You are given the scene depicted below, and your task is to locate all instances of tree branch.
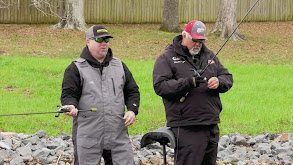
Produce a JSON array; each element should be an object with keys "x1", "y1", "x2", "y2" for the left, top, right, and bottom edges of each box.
[
  {"x1": 0, "y1": 0, "x2": 10, "y2": 9},
  {"x1": 30, "y1": 0, "x2": 62, "y2": 19}
]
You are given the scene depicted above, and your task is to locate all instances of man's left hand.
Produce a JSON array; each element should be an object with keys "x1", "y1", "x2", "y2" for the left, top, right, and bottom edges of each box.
[
  {"x1": 207, "y1": 77, "x2": 219, "y2": 89},
  {"x1": 123, "y1": 111, "x2": 136, "y2": 127}
]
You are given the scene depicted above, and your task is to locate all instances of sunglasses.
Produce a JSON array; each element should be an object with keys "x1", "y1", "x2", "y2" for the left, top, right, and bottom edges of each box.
[
  {"x1": 187, "y1": 35, "x2": 205, "y2": 43},
  {"x1": 92, "y1": 37, "x2": 110, "y2": 43}
]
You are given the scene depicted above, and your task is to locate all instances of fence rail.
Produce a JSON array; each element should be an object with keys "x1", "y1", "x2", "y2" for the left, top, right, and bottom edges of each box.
[{"x1": 0, "y1": 0, "x2": 292, "y2": 24}]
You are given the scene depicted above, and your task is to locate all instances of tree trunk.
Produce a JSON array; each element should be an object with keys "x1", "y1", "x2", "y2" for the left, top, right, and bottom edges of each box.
[
  {"x1": 54, "y1": 0, "x2": 87, "y2": 31},
  {"x1": 210, "y1": 0, "x2": 246, "y2": 41},
  {"x1": 160, "y1": 0, "x2": 181, "y2": 32}
]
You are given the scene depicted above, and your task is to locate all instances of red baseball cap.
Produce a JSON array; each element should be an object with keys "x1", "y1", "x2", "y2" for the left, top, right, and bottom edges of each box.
[{"x1": 184, "y1": 20, "x2": 208, "y2": 40}]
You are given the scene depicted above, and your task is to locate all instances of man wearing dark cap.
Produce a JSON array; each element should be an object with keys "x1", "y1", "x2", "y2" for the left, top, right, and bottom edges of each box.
[
  {"x1": 61, "y1": 25, "x2": 140, "y2": 165},
  {"x1": 153, "y1": 20, "x2": 233, "y2": 164}
]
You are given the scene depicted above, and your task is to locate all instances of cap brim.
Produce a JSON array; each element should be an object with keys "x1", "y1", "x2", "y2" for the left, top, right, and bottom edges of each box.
[
  {"x1": 98, "y1": 34, "x2": 113, "y2": 38},
  {"x1": 190, "y1": 34, "x2": 208, "y2": 40}
]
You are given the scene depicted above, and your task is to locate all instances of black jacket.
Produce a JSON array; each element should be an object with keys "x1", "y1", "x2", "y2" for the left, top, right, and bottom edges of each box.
[
  {"x1": 153, "y1": 35, "x2": 233, "y2": 127},
  {"x1": 61, "y1": 46, "x2": 140, "y2": 115}
]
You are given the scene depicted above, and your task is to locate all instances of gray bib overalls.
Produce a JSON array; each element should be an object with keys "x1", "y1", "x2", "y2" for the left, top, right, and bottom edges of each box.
[{"x1": 73, "y1": 58, "x2": 134, "y2": 165}]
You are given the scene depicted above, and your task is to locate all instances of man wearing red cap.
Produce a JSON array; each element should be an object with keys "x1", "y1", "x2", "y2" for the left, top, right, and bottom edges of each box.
[{"x1": 153, "y1": 20, "x2": 233, "y2": 164}]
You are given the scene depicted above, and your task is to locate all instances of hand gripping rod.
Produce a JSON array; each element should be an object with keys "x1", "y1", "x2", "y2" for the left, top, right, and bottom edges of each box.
[{"x1": 199, "y1": 0, "x2": 260, "y2": 75}]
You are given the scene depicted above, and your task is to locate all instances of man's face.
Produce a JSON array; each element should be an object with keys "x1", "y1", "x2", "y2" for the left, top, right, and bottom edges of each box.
[
  {"x1": 182, "y1": 33, "x2": 205, "y2": 56},
  {"x1": 87, "y1": 37, "x2": 109, "y2": 61}
]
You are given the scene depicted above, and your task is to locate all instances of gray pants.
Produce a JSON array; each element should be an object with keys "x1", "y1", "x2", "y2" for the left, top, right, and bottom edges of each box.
[
  {"x1": 76, "y1": 139, "x2": 134, "y2": 165},
  {"x1": 73, "y1": 121, "x2": 134, "y2": 165}
]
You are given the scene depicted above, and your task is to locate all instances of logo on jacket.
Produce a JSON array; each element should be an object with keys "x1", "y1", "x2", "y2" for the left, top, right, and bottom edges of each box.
[
  {"x1": 172, "y1": 57, "x2": 185, "y2": 64},
  {"x1": 208, "y1": 60, "x2": 215, "y2": 64}
]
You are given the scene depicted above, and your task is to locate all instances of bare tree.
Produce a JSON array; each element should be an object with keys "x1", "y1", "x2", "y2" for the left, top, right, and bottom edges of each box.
[
  {"x1": 210, "y1": 0, "x2": 246, "y2": 41},
  {"x1": 29, "y1": 0, "x2": 87, "y2": 31},
  {"x1": 0, "y1": 0, "x2": 10, "y2": 9},
  {"x1": 54, "y1": 0, "x2": 87, "y2": 31},
  {"x1": 160, "y1": 0, "x2": 181, "y2": 32}
]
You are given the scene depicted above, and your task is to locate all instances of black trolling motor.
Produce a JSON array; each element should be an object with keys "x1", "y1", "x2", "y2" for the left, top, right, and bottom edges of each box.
[
  {"x1": 180, "y1": 0, "x2": 260, "y2": 102},
  {"x1": 0, "y1": 105, "x2": 97, "y2": 117}
]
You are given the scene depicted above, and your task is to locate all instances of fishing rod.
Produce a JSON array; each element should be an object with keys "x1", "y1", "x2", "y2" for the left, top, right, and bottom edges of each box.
[
  {"x1": 180, "y1": 0, "x2": 260, "y2": 102},
  {"x1": 200, "y1": 0, "x2": 260, "y2": 75},
  {"x1": 0, "y1": 105, "x2": 97, "y2": 117}
]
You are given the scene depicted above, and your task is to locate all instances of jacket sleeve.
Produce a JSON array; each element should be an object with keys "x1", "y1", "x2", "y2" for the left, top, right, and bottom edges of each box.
[
  {"x1": 153, "y1": 54, "x2": 194, "y2": 100},
  {"x1": 215, "y1": 57, "x2": 233, "y2": 93},
  {"x1": 122, "y1": 62, "x2": 140, "y2": 115},
  {"x1": 60, "y1": 63, "x2": 82, "y2": 107}
]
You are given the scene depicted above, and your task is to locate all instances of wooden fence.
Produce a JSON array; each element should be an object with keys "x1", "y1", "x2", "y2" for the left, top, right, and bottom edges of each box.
[{"x1": 0, "y1": 0, "x2": 293, "y2": 24}]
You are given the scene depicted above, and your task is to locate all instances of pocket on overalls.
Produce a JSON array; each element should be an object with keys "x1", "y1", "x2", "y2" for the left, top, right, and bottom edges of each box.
[{"x1": 77, "y1": 137, "x2": 99, "y2": 149}]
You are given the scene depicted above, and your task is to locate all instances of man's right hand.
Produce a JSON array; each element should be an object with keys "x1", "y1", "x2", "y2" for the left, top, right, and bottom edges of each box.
[{"x1": 63, "y1": 105, "x2": 78, "y2": 117}]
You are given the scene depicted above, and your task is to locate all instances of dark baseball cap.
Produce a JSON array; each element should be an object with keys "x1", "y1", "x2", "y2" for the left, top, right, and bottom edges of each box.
[
  {"x1": 185, "y1": 20, "x2": 207, "y2": 40},
  {"x1": 86, "y1": 25, "x2": 113, "y2": 39}
]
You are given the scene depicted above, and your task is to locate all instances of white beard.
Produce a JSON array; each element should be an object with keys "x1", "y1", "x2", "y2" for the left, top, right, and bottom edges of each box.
[{"x1": 189, "y1": 46, "x2": 201, "y2": 56}]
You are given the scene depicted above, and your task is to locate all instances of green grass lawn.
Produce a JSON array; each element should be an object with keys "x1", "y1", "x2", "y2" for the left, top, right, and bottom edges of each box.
[
  {"x1": 0, "y1": 56, "x2": 292, "y2": 136},
  {"x1": 0, "y1": 22, "x2": 292, "y2": 136}
]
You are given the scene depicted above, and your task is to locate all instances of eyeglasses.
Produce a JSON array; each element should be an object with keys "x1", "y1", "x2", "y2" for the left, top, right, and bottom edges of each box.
[
  {"x1": 92, "y1": 37, "x2": 110, "y2": 43},
  {"x1": 187, "y1": 34, "x2": 205, "y2": 43},
  {"x1": 191, "y1": 38, "x2": 205, "y2": 43}
]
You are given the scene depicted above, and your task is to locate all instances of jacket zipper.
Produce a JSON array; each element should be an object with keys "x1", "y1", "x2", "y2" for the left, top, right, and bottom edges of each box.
[
  {"x1": 180, "y1": 55, "x2": 208, "y2": 76},
  {"x1": 111, "y1": 78, "x2": 116, "y2": 96},
  {"x1": 179, "y1": 56, "x2": 197, "y2": 72}
]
